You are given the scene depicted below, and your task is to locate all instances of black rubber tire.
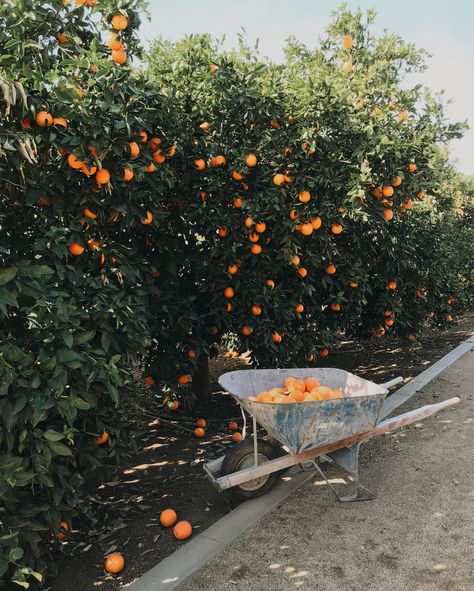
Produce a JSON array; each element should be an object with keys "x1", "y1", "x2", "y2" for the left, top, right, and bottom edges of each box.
[{"x1": 220, "y1": 439, "x2": 280, "y2": 501}]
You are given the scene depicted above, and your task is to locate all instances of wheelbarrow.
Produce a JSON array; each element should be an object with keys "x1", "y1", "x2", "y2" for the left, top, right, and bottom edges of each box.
[{"x1": 203, "y1": 368, "x2": 460, "y2": 501}]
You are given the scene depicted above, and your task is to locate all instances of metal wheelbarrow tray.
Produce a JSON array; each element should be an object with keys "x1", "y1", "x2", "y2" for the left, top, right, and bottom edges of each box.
[{"x1": 203, "y1": 368, "x2": 460, "y2": 502}]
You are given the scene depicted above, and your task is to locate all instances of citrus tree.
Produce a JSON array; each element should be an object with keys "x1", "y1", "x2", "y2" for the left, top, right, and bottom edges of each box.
[
  {"x1": 144, "y1": 8, "x2": 470, "y2": 403},
  {"x1": 0, "y1": 0, "x2": 179, "y2": 585}
]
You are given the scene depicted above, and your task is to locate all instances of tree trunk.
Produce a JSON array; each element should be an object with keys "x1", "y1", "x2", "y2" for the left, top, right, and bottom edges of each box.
[{"x1": 192, "y1": 355, "x2": 211, "y2": 402}]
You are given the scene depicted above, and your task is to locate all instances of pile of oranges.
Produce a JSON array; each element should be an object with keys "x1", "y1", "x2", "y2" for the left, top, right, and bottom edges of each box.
[
  {"x1": 159, "y1": 508, "x2": 193, "y2": 540},
  {"x1": 250, "y1": 376, "x2": 343, "y2": 403}
]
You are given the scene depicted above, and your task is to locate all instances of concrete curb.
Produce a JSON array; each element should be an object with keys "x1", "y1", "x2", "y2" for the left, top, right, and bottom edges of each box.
[
  {"x1": 125, "y1": 467, "x2": 315, "y2": 590},
  {"x1": 126, "y1": 335, "x2": 474, "y2": 591},
  {"x1": 381, "y1": 335, "x2": 474, "y2": 418}
]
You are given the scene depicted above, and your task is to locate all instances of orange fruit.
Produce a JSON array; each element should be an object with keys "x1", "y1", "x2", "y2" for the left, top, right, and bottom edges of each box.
[
  {"x1": 87, "y1": 239, "x2": 100, "y2": 252},
  {"x1": 248, "y1": 232, "x2": 259, "y2": 243},
  {"x1": 245, "y1": 153, "x2": 257, "y2": 167},
  {"x1": 311, "y1": 217, "x2": 322, "y2": 230},
  {"x1": 128, "y1": 141, "x2": 140, "y2": 158},
  {"x1": 224, "y1": 287, "x2": 235, "y2": 299},
  {"x1": 305, "y1": 377, "x2": 319, "y2": 391},
  {"x1": 251, "y1": 244, "x2": 262, "y2": 254},
  {"x1": 67, "y1": 153, "x2": 83, "y2": 170},
  {"x1": 382, "y1": 186, "x2": 394, "y2": 197},
  {"x1": 292, "y1": 390, "x2": 306, "y2": 402},
  {"x1": 231, "y1": 432, "x2": 243, "y2": 442},
  {"x1": 160, "y1": 509, "x2": 177, "y2": 528},
  {"x1": 145, "y1": 375, "x2": 155, "y2": 385},
  {"x1": 95, "y1": 431, "x2": 108, "y2": 445},
  {"x1": 149, "y1": 137, "x2": 162, "y2": 152},
  {"x1": 111, "y1": 49, "x2": 127, "y2": 64},
  {"x1": 210, "y1": 63, "x2": 217, "y2": 73},
  {"x1": 57, "y1": 33, "x2": 69, "y2": 43},
  {"x1": 241, "y1": 326, "x2": 252, "y2": 336},
  {"x1": 300, "y1": 223, "x2": 313, "y2": 236},
  {"x1": 284, "y1": 174, "x2": 292, "y2": 184},
  {"x1": 210, "y1": 155, "x2": 226, "y2": 167},
  {"x1": 417, "y1": 190, "x2": 424, "y2": 199},
  {"x1": 251, "y1": 305, "x2": 262, "y2": 316},
  {"x1": 174, "y1": 521, "x2": 193, "y2": 541},
  {"x1": 108, "y1": 38, "x2": 123, "y2": 51},
  {"x1": 196, "y1": 418, "x2": 206, "y2": 428},
  {"x1": 392, "y1": 175, "x2": 402, "y2": 187},
  {"x1": 426, "y1": 311, "x2": 434, "y2": 318},
  {"x1": 228, "y1": 421, "x2": 238, "y2": 431},
  {"x1": 270, "y1": 118, "x2": 281, "y2": 129},
  {"x1": 227, "y1": 264, "x2": 238, "y2": 275},
  {"x1": 295, "y1": 304, "x2": 304, "y2": 313},
  {"x1": 20, "y1": 118, "x2": 32, "y2": 129},
  {"x1": 373, "y1": 187, "x2": 383, "y2": 199},
  {"x1": 446, "y1": 314, "x2": 453, "y2": 322},
  {"x1": 331, "y1": 223, "x2": 343, "y2": 235},
  {"x1": 35, "y1": 111, "x2": 53, "y2": 127},
  {"x1": 342, "y1": 35, "x2": 353, "y2": 49},
  {"x1": 244, "y1": 217, "x2": 254, "y2": 229},
  {"x1": 218, "y1": 227, "x2": 228, "y2": 237},
  {"x1": 273, "y1": 173, "x2": 285, "y2": 186},
  {"x1": 398, "y1": 111, "x2": 409, "y2": 121},
  {"x1": 271, "y1": 332, "x2": 282, "y2": 343},
  {"x1": 330, "y1": 303, "x2": 341, "y2": 311},
  {"x1": 299, "y1": 191, "x2": 311, "y2": 203},
  {"x1": 194, "y1": 427, "x2": 204, "y2": 438},
  {"x1": 408, "y1": 163, "x2": 417, "y2": 173},
  {"x1": 81, "y1": 162, "x2": 97, "y2": 176},
  {"x1": 320, "y1": 347, "x2": 329, "y2": 357},
  {"x1": 123, "y1": 167, "x2": 134, "y2": 181},
  {"x1": 199, "y1": 121, "x2": 211, "y2": 133},
  {"x1": 387, "y1": 280, "x2": 397, "y2": 290},
  {"x1": 385, "y1": 318, "x2": 394, "y2": 327},
  {"x1": 187, "y1": 349, "x2": 196, "y2": 360},
  {"x1": 192, "y1": 158, "x2": 206, "y2": 170},
  {"x1": 326, "y1": 264, "x2": 336, "y2": 275},
  {"x1": 111, "y1": 14, "x2": 128, "y2": 30},
  {"x1": 68, "y1": 243, "x2": 84, "y2": 256},
  {"x1": 266, "y1": 279, "x2": 275, "y2": 289},
  {"x1": 407, "y1": 334, "x2": 415, "y2": 341},
  {"x1": 142, "y1": 210, "x2": 153, "y2": 225},
  {"x1": 290, "y1": 209, "x2": 300, "y2": 221},
  {"x1": 138, "y1": 131, "x2": 148, "y2": 143},
  {"x1": 52, "y1": 117, "x2": 68, "y2": 128},
  {"x1": 233, "y1": 197, "x2": 243, "y2": 208},
  {"x1": 291, "y1": 255, "x2": 300, "y2": 265},
  {"x1": 255, "y1": 222, "x2": 266, "y2": 233},
  {"x1": 95, "y1": 169, "x2": 110, "y2": 185},
  {"x1": 178, "y1": 375, "x2": 189, "y2": 385},
  {"x1": 349, "y1": 281, "x2": 358, "y2": 288},
  {"x1": 37, "y1": 197, "x2": 52, "y2": 207},
  {"x1": 105, "y1": 553, "x2": 125, "y2": 574},
  {"x1": 383, "y1": 209, "x2": 394, "y2": 221},
  {"x1": 383, "y1": 310, "x2": 393, "y2": 317},
  {"x1": 298, "y1": 267, "x2": 308, "y2": 278}
]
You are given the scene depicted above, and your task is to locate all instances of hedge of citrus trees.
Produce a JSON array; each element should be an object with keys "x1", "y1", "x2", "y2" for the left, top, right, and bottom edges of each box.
[
  {"x1": 144, "y1": 12, "x2": 470, "y2": 398},
  {"x1": 0, "y1": 0, "x2": 473, "y2": 586}
]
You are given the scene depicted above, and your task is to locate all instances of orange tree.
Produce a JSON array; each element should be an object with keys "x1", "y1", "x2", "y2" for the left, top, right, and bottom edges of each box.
[
  {"x1": 144, "y1": 8, "x2": 469, "y2": 402},
  {"x1": 0, "y1": 0, "x2": 179, "y2": 585}
]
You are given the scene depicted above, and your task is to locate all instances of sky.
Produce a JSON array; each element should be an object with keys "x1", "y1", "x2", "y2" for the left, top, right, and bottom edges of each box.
[{"x1": 141, "y1": 0, "x2": 474, "y2": 175}]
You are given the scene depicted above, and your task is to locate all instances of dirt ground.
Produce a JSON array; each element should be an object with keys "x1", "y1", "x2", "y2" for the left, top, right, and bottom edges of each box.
[
  {"x1": 47, "y1": 316, "x2": 474, "y2": 591},
  {"x1": 178, "y1": 347, "x2": 474, "y2": 591}
]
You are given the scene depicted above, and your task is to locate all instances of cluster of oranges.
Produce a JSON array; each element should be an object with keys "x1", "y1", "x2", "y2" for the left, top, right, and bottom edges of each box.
[
  {"x1": 108, "y1": 14, "x2": 129, "y2": 64},
  {"x1": 159, "y1": 508, "x2": 193, "y2": 540},
  {"x1": 250, "y1": 376, "x2": 343, "y2": 403},
  {"x1": 194, "y1": 418, "x2": 242, "y2": 442},
  {"x1": 370, "y1": 164, "x2": 419, "y2": 220}
]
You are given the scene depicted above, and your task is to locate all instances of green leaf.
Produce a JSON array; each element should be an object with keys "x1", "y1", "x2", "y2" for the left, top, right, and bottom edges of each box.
[
  {"x1": 0, "y1": 268, "x2": 17, "y2": 286},
  {"x1": 16, "y1": 265, "x2": 54, "y2": 277},
  {"x1": 70, "y1": 397, "x2": 91, "y2": 410},
  {"x1": 47, "y1": 441, "x2": 73, "y2": 457},
  {"x1": 43, "y1": 429, "x2": 65, "y2": 442},
  {"x1": 73, "y1": 330, "x2": 96, "y2": 345},
  {"x1": 9, "y1": 547, "x2": 24, "y2": 563}
]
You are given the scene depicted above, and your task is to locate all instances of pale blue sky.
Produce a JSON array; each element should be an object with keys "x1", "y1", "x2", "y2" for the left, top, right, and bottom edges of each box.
[{"x1": 142, "y1": 1, "x2": 474, "y2": 175}]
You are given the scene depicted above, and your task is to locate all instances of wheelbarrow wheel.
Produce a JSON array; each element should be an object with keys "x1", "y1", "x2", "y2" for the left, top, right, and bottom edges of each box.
[{"x1": 220, "y1": 439, "x2": 280, "y2": 501}]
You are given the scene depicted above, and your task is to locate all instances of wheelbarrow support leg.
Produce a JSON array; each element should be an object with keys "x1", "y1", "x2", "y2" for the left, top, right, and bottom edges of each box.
[{"x1": 313, "y1": 443, "x2": 375, "y2": 502}]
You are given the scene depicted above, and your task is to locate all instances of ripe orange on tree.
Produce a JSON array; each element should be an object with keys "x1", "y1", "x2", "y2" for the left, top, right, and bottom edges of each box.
[
  {"x1": 194, "y1": 427, "x2": 204, "y2": 438},
  {"x1": 111, "y1": 14, "x2": 128, "y2": 30},
  {"x1": 228, "y1": 421, "x2": 238, "y2": 431},
  {"x1": 299, "y1": 190, "x2": 311, "y2": 203},
  {"x1": 326, "y1": 264, "x2": 336, "y2": 275},
  {"x1": 196, "y1": 418, "x2": 206, "y2": 428},
  {"x1": 311, "y1": 217, "x2": 322, "y2": 229},
  {"x1": 178, "y1": 375, "x2": 189, "y2": 385},
  {"x1": 251, "y1": 244, "x2": 262, "y2": 254},
  {"x1": 145, "y1": 375, "x2": 155, "y2": 385},
  {"x1": 342, "y1": 35, "x2": 353, "y2": 49},
  {"x1": 273, "y1": 173, "x2": 285, "y2": 186},
  {"x1": 382, "y1": 186, "x2": 394, "y2": 197},
  {"x1": 35, "y1": 111, "x2": 53, "y2": 127},
  {"x1": 227, "y1": 264, "x2": 239, "y2": 275},
  {"x1": 68, "y1": 243, "x2": 84, "y2": 256},
  {"x1": 95, "y1": 168, "x2": 110, "y2": 185},
  {"x1": 298, "y1": 267, "x2": 308, "y2": 278},
  {"x1": 295, "y1": 304, "x2": 304, "y2": 313},
  {"x1": 383, "y1": 209, "x2": 394, "y2": 221},
  {"x1": 111, "y1": 49, "x2": 127, "y2": 64},
  {"x1": 232, "y1": 170, "x2": 244, "y2": 181},
  {"x1": 123, "y1": 167, "x2": 134, "y2": 181},
  {"x1": 320, "y1": 348, "x2": 329, "y2": 357},
  {"x1": 95, "y1": 431, "x2": 108, "y2": 445},
  {"x1": 251, "y1": 305, "x2": 262, "y2": 316},
  {"x1": 142, "y1": 211, "x2": 153, "y2": 225},
  {"x1": 224, "y1": 287, "x2": 235, "y2": 298},
  {"x1": 194, "y1": 159, "x2": 206, "y2": 170},
  {"x1": 128, "y1": 141, "x2": 140, "y2": 158},
  {"x1": 241, "y1": 326, "x2": 252, "y2": 336},
  {"x1": 331, "y1": 223, "x2": 343, "y2": 234},
  {"x1": 387, "y1": 280, "x2": 397, "y2": 290},
  {"x1": 245, "y1": 153, "x2": 257, "y2": 167}
]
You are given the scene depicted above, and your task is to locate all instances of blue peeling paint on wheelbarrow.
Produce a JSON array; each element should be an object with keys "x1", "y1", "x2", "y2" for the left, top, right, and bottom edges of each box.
[{"x1": 219, "y1": 368, "x2": 392, "y2": 453}]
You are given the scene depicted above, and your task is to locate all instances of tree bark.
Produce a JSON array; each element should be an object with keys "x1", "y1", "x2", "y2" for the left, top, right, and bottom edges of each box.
[{"x1": 192, "y1": 355, "x2": 211, "y2": 401}]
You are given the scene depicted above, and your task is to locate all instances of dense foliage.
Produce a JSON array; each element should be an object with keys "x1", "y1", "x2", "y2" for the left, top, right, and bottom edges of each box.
[{"x1": 0, "y1": 1, "x2": 472, "y2": 586}]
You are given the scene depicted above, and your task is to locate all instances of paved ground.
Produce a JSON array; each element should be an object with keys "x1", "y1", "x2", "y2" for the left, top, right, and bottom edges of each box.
[{"x1": 176, "y1": 350, "x2": 474, "y2": 591}]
